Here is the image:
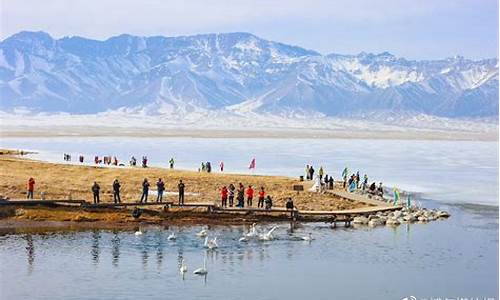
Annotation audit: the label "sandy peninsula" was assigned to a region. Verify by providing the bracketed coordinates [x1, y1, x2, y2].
[0, 150, 371, 229]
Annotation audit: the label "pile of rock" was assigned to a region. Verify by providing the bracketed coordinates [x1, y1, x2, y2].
[352, 207, 450, 228]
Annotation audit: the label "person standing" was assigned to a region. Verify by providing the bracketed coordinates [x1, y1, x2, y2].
[228, 183, 235, 207]
[246, 185, 254, 207]
[221, 186, 228, 208]
[169, 158, 175, 169]
[237, 183, 245, 208]
[220, 161, 224, 172]
[92, 181, 100, 204]
[140, 178, 150, 203]
[156, 178, 165, 203]
[377, 182, 384, 197]
[206, 162, 212, 173]
[257, 186, 265, 208]
[319, 166, 324, 181]
[27, 177, 35, 199]
[305, 165, 310, 180]
[112, 179, 121, 203]
[178, 180, 185, 205]
[362, 174, 369, 191]
[309, 165, 315, 181]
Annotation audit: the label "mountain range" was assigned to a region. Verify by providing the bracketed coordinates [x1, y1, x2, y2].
[0, 31, 498, 119]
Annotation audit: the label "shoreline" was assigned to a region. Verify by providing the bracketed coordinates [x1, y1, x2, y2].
[1, 126, 498, 141]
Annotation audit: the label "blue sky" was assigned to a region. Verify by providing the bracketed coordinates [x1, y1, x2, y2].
[1, 0, 498, 59]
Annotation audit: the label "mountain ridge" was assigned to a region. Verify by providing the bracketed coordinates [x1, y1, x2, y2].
[1, 30, 498, 118]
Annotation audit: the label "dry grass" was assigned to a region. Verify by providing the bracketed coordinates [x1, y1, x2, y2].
[0, 152, 368, 212]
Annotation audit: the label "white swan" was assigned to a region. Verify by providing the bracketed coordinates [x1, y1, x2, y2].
[239, 236, 249, 242]
[245, 223, 259, 238]
[259, 226, 278, 241]
[134, 229, 143, 236]
[204, 236, 218, 249]
[301, 233, 314, 241]
[193, 256, 208, 275]
[179, 259, 187, 273]
[196, 228, 208, 237]
[167, 232, 177, 241]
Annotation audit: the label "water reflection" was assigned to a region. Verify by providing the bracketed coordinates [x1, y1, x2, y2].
[24, 234, 35, 274]
[111, 231, 120, 267]
[91, 231, 100, 264]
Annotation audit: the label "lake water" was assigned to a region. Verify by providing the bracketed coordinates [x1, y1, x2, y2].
[0, 137, 498, 299]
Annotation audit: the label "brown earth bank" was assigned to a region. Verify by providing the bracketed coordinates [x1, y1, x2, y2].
[0, 150, 370, 229]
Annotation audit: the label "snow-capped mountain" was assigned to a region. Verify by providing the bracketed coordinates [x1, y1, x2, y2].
[0, 31, 498, 118]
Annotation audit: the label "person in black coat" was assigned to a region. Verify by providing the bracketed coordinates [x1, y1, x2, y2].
[112, 179, 121, 203]
[140, 178, 150, 203]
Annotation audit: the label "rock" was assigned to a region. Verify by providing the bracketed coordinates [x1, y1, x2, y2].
[353, 216, 369, 225]
[368, 214, 379, 220]
[418, 216, 428, 222]
[437, 211, 450, 218]
[403, 214, 417, 222]
[386, 218, 401, 226]
[368, 218, 385, 227]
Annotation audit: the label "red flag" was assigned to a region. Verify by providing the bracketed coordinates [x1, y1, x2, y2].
[248, 158, 256, 169]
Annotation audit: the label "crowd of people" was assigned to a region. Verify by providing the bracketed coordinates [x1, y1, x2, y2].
[90, 178, 186, 205]
[341, 167, 384, 197]
[303, 165, 385, 198]
[219, 184, 274, 209]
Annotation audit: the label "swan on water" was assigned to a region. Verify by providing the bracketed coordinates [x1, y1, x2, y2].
[180, 259, 188, 273]
[167, 232, 177, 241]
[245, 223, 259, 238]
[301, 233, 314, 241]
[239, 236, 249, 242]
[196, 228, 208, 237]
[134, 228, 143, 235]
[204, 236, 218, 249]
[259, 226, 278, 241]
[193, 256, 208, 275]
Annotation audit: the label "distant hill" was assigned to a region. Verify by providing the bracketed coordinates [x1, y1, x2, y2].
[1, 31, 498, 119]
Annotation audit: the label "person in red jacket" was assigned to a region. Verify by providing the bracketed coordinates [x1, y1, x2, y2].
[258, 186, 265, 208]
[221, 186, 228, 207]
[27, 177, 35, 199]
[246, 185, 254, 207]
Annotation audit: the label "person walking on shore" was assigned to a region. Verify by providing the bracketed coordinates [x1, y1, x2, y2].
[92, 181, 100, 204]
[319, 166, 324, 181]
[140, 178, 150, 203]
[246, 185, 254, 207]
[221, 186, 228, 208]
[112, 179, 121, 203]
[228, 183, 235, 207]
[169, 158, 175, 169]
[258, 186, 265, 208]
[178, 180, 185, 205]
[237, 183, 245, 208]
[156, 178, 165, 203]
[27, 177, 35, 199]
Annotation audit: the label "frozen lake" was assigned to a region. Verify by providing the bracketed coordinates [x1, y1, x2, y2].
[1, 137, 498, 206]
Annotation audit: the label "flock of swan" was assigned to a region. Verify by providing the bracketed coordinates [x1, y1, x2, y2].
[134, 223, 313, 276]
